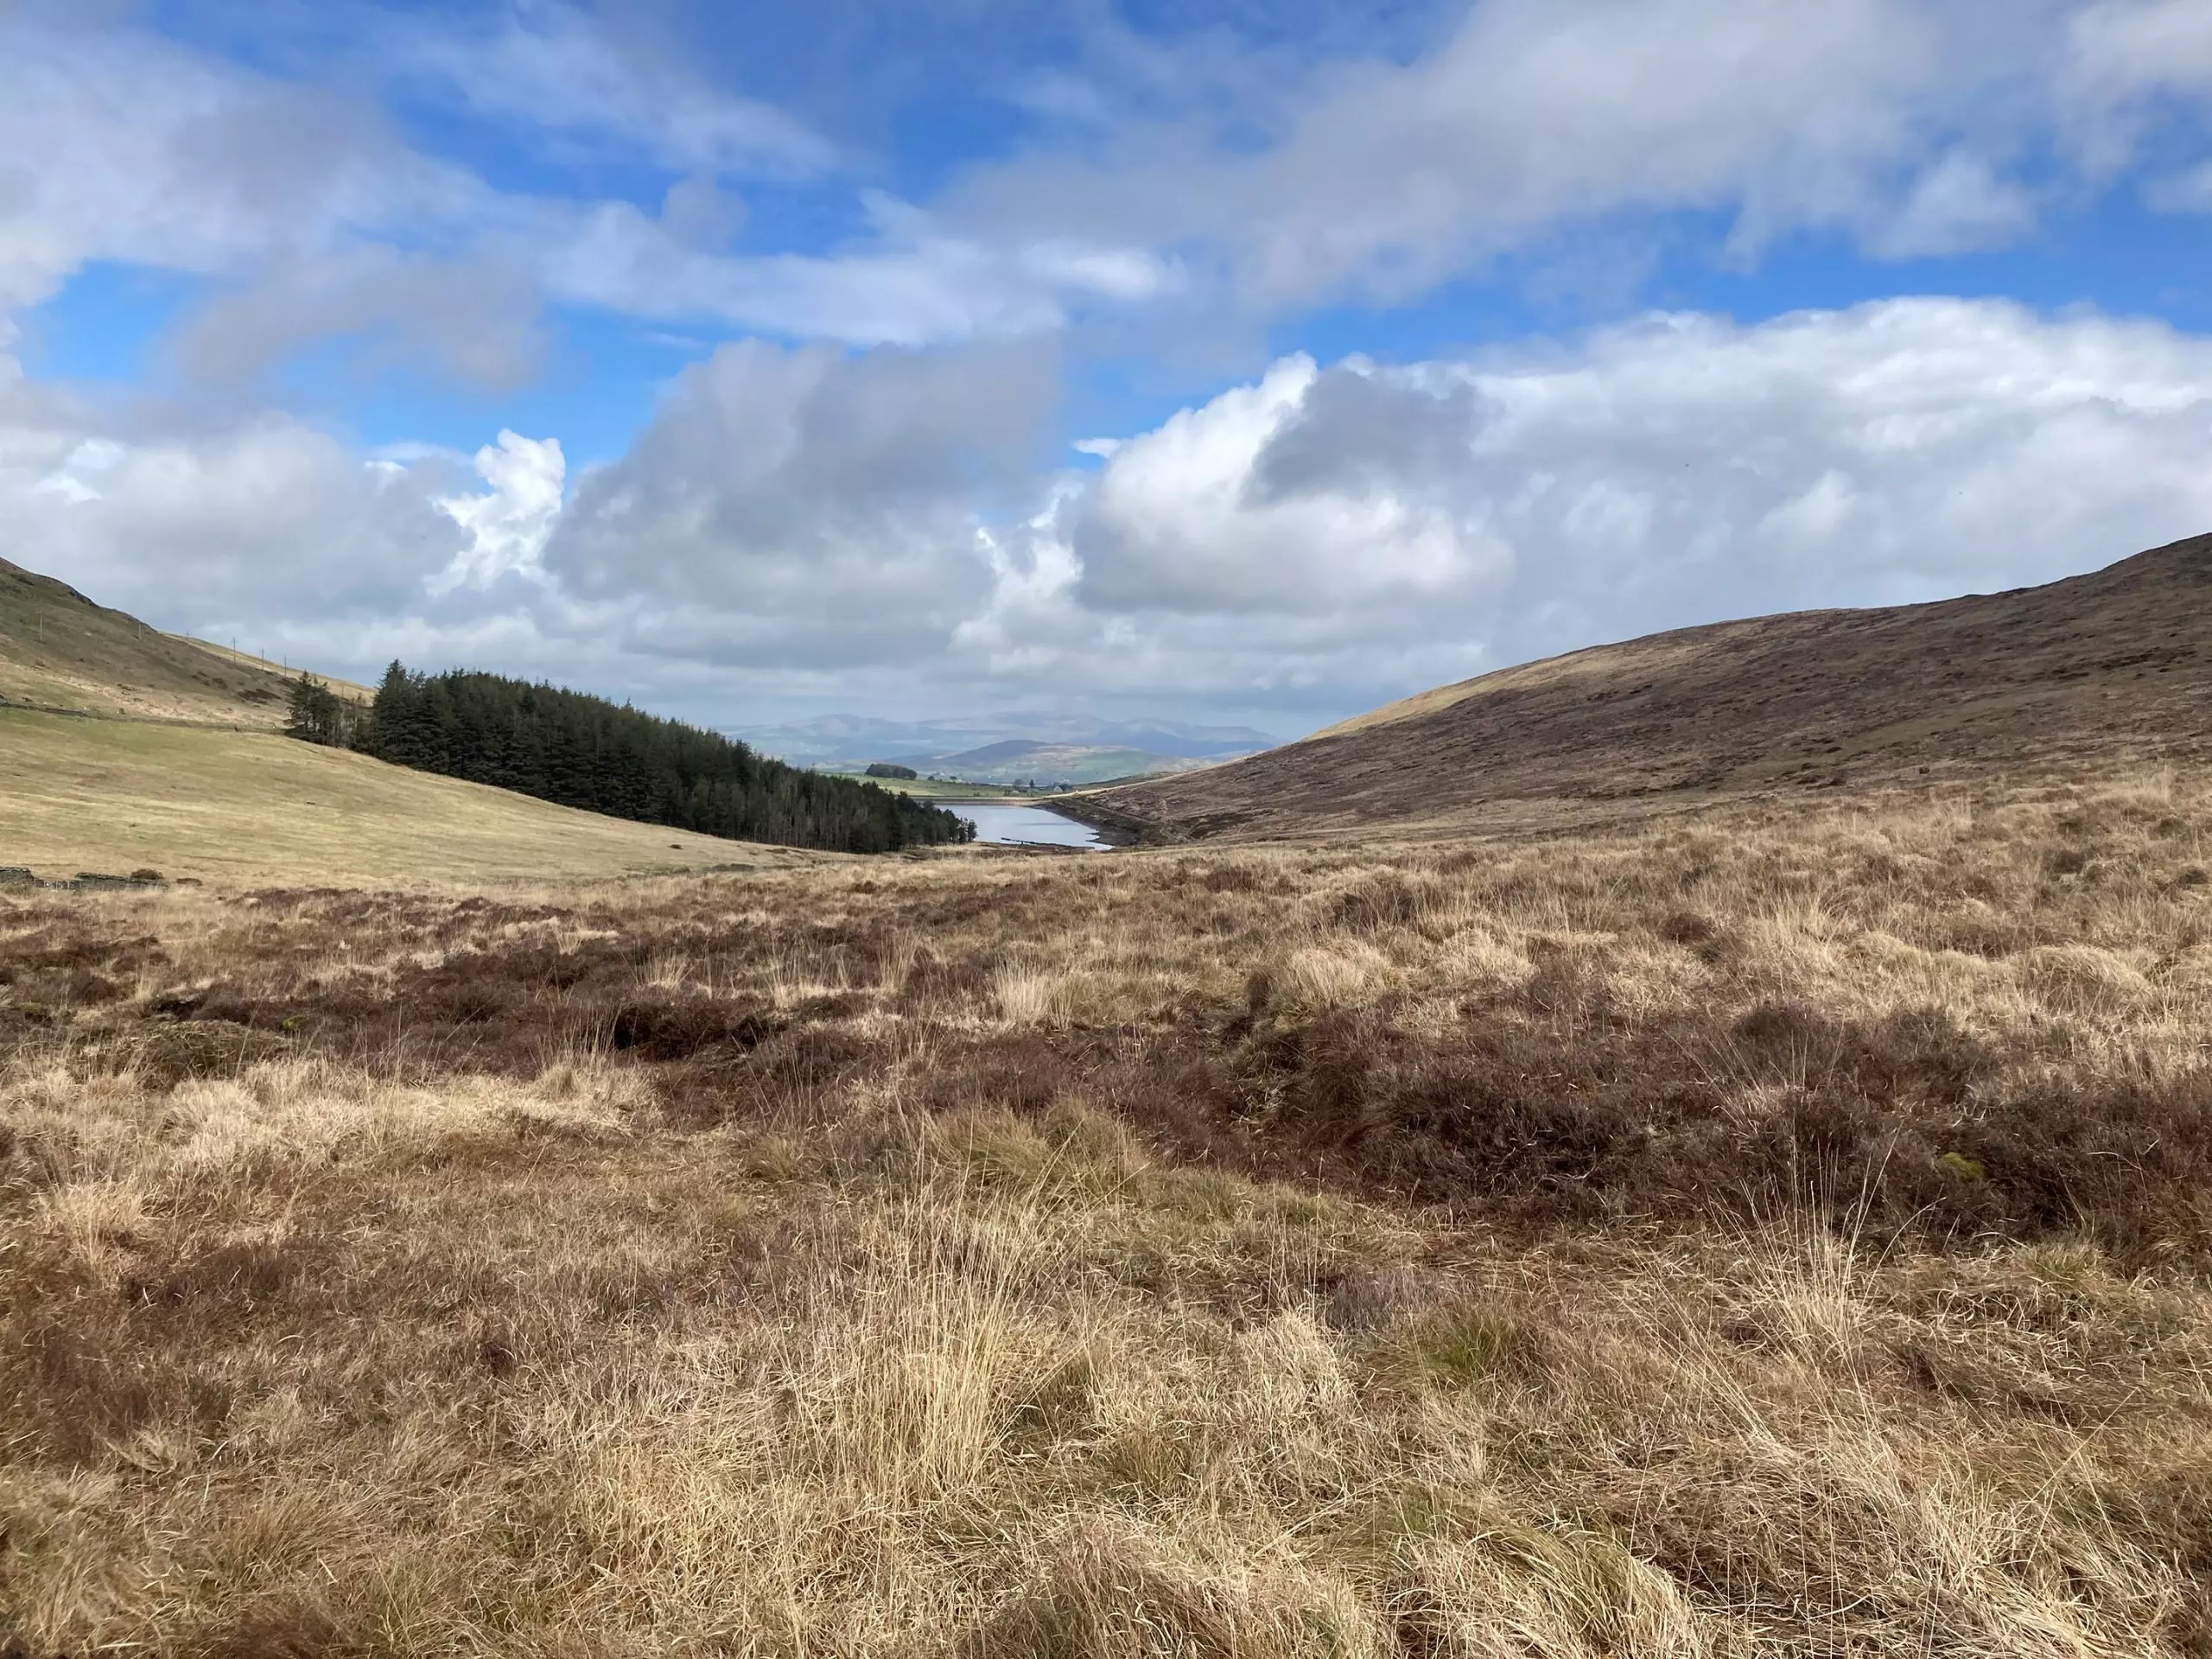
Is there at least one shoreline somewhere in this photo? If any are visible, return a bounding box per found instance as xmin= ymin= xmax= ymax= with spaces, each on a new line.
xmin=943 ymin=796 xmax=1136 ymax=851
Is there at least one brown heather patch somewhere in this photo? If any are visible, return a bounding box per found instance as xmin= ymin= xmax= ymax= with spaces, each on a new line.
xmin=9 ymin=767 xmax=2212 ymax=1652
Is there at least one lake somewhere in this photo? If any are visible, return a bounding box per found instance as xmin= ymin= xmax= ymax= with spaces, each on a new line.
xmin=955 ymin=802 xmax=1111 ymax=849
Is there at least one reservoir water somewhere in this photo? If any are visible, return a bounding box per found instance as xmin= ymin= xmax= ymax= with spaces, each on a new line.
xmin=955 ymin=802 xmax=1111 ymax=849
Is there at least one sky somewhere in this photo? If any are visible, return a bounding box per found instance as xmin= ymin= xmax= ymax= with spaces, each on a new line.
xmin=10 ymin=0 xmax=2212 ymax=738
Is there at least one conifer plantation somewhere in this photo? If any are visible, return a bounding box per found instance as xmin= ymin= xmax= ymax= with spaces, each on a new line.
xmin=336 ymin=664 xmax=971 ymax=854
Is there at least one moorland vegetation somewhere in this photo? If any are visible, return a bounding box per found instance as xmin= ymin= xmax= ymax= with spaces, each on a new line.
xmin=8 ymin=765 xmax=2212 ymax=1655
xmin=1096 ymin=531 xmax=2212 ymax=841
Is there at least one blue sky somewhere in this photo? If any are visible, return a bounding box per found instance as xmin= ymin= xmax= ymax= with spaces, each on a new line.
xmin=10 ymin=1 xmax=2212 ymax=735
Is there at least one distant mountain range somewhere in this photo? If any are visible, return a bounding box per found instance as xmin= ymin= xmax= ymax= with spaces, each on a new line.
xmin=735 ymin=712 xmax=1277 ymax=785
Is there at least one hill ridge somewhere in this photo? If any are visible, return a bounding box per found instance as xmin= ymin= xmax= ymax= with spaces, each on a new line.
xmin=0 ymin=556 xmax=801 ymax=884
xmin=0 ymin=555 xmax=360 ymax=728
xmin=1090 ymin=531 xmax=2212 ymax=840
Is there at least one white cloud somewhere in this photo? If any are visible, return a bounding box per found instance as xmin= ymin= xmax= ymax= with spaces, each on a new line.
xmin=11 ymin=297 xmax=2212 ymax=728
xmin=0 ymin=14 xmax=1160 ymax=370
xmin=2063 ymin=1 xmax=2212 ymax=183
xmin=2070 ymin=0 xmax=2212 ymax=99
xmin=542 ymin=337 xmax=1057 ymax=667
xmin=173 ymin=248 xmax=544 ymax=389
xmin=1868 ymin=150 xmax=2042 ymax=257
xmin=1016 ymin=297 xmax=2212 ymax=697
xmin=17 ymin=8 xmax=2212 ymax=732
xmin=2148 ymin=159 xmax=2212 ymax=209
xmin=1073 ymin=354 xmax=1509 ymax=616
xmin=397 ymin=4 xmax=836 ymax=180
xmin=15 ymin=0 xmax=2212 ymax=376
xmin=536 ymin=188 xmax=1176 ymax=346
xmin=0 ymin=19 xmax=483 ymax=313
xmin=951 ymin=488 xmax=1090 ymax=679
xmin=429 ymin=432 xmax=568 ymax=596
xmin=961 ymin=0 xmax=2093 ymax=312
xmin=4 ymin=413 xmax=468 ymax=635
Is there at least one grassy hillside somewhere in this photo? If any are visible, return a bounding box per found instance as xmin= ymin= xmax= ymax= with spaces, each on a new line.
xmin=168 ymin=632 xmax=373 ymax=702
xmin=9 ymin=762 xmax=2212 ymax=1651
xmin=0 ymin=708 xmax=812 ymax=886
xmin=0 ymin=558 xmax=828 ymax=884
xmin=1092 ymin=531 xmax=2212 ymax=841
xmin=0 ymin=556 xmax=360 ymax=727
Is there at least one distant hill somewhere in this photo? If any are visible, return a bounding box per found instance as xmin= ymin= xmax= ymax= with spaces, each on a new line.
xmin=1088 ymin=531 xmax=2212 ymax=841
xmin=922 ymin=739 xmax=1214 ymax=786
xmin=0 ymin=556 xmax=370 ymax=727
xmin=741 ymin=711 xmax=1273 ymax=778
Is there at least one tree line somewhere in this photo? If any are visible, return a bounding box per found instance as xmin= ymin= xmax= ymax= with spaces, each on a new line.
xmin=288 ymin=664 xmax=973 ymax=854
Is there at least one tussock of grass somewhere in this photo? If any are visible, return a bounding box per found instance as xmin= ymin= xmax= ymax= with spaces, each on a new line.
xmin=8 ymin=767 xmax=2212 ymax=1652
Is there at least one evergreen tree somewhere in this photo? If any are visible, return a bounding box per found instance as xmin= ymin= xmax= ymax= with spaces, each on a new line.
xmin=283 ymin=672 xmax=357 ymax=747
xmin=362 ymin=663 xmax=973 ymax=853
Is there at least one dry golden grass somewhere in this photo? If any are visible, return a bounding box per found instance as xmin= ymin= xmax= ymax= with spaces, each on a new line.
xmin=162 ymin=635 xmax=374 ymax=705
xmin=8 ymin=765 xmax=2212 ymax=1654
xmin=0 ymin=707 xmax=825 ymax=887
xmin=0 ymin=557 xmax=318 ymax=730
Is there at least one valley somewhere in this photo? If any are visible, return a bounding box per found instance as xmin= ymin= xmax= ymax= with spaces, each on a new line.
xmin=19 ymin=9 xmax=2211 ymax=1652
xmin=7 ymin=537 xmax=2212 ymax=1654
xmin=745 ymin=712 xmax=1274 ymax=789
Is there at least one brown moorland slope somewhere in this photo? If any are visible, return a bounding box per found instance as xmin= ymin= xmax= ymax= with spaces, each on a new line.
xmin=10 ymin=767 xmax=2212 ymax=1652
xmin=1090 ymin=531 xmax=2212 ymax=841
xmin=0 ymin=555 xmax=366 ymax=727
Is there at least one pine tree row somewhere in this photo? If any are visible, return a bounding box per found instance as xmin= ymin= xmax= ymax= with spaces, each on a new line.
xmin=288 ymin=664 xmax=974 ymax=854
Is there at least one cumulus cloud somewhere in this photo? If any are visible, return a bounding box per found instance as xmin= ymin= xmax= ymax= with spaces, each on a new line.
xmin=13 ymin=296 xmax=2212 ymax=728
xmin=0 ymin=376 xmax=612 ymax=690
xmin=0 ymin=329 xmax=533 ymax=669
xmin=429 ymin=433 xmax=568 ymax=596
xmin=19 ymin=5 xmax=2212 ymax=734
xmin=6 ymin=410 xmax=466 ymax=636
xmin=1073 ymin=355 xmax=1508 ymax=616
xmin=1034 ymin=298 xmax=2212 ymax=700
xmin=543 ymin=337 xmax=1058 ymax=667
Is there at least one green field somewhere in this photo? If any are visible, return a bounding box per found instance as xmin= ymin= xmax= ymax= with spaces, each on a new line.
xmin=0 ymin=708 xmax=821 ymax=887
